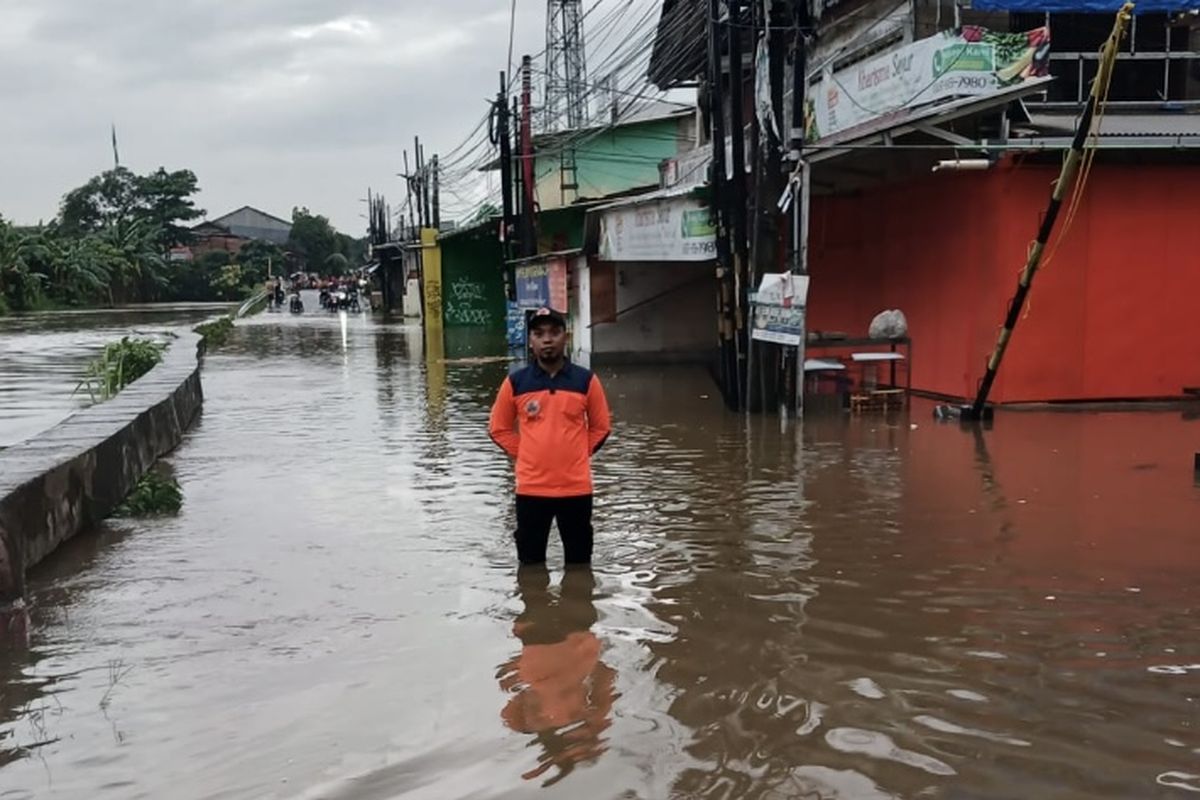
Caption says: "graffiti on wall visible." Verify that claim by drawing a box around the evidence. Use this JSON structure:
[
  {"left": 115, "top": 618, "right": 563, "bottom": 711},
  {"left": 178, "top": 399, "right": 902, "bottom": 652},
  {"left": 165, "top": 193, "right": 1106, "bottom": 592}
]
[{"left": 444, "top": 277, "right": 494, "bottom": 327}]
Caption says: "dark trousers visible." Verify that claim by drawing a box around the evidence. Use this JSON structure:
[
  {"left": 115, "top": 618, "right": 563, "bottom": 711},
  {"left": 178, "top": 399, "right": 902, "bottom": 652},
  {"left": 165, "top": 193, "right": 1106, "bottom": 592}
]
[{"left": 514, "top": 495, "right": 593, "bottom": 565}]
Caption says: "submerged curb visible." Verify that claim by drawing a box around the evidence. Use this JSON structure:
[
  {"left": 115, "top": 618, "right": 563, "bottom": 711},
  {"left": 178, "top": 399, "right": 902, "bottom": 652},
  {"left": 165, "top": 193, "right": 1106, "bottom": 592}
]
[{"left": 0, "top": 331, "right": 205, "bottom": 604}]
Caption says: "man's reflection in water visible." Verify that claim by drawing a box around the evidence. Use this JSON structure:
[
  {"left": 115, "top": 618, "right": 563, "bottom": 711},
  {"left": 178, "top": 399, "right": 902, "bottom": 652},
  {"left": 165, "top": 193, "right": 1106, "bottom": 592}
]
[{"left": 497, "top": 566, "right": 617, "bottom": 786}]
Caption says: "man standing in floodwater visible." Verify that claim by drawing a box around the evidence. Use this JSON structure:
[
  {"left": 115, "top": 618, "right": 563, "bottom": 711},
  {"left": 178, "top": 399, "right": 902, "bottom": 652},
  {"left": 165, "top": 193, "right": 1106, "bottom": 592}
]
[{"left": 489, "top": 307, "right": 612, "bottom": 565}]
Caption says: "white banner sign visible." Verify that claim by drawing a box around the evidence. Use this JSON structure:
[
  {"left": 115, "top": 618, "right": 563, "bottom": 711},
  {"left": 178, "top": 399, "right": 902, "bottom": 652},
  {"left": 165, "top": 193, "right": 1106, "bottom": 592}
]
[
  {"left": 598, "top": 196, "right": 716, "bottom": 262},
  {"left": 806, "top": 26, "right": 1050, "bottom": 143},
  {"left": 752, "top": 305, "right": 807, "bottom": 346},
  {"left": 751, "top": 273, "right": 810, "bottom": 346}
]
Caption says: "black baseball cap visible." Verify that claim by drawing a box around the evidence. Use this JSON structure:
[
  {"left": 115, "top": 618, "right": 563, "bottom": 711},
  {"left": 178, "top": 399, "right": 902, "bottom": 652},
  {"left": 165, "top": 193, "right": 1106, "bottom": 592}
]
[{"left": 528, "top": 307, "right": 566, "bottom": 329}]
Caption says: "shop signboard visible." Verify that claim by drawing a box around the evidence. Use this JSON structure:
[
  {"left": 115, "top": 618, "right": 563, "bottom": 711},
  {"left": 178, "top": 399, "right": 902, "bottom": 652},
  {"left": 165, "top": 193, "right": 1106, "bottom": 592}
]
[
  {"left": 805, "top": 26, "right": 1051, "bottom": 143},
  {"left": 751, "top": 273, "right": 810, "bottom": 347},
  {"left": 599, "top": 195, "right": 716, "bottom": 262}
]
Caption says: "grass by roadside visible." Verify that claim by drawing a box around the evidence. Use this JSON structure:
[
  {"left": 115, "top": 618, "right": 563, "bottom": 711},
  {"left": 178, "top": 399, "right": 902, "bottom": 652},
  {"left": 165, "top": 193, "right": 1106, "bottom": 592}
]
[
  {"left": 114, "top": 469, "right": 183, "bottom": 517},
  {"left": 75, "top": 337, "right": 165, "bottom": 402}
]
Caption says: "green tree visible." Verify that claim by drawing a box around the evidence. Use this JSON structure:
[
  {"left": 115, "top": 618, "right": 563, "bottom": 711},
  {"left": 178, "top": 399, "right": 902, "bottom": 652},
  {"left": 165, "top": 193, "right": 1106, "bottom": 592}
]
[
  {"left": 166, "top": 251, "right": 229, "bottom": 302},
  {"left": 0, "top": 217, "right": 47, "bottom": 311},
  {"left": 335, "top": 232, "right": 367, "bottom": 267},
  {"left": 210, "top": 262, "right": 245, "bottom": 301},
  {"left": 58, "top": 166, "right": 204, "bottom": 254},
  {"left": 237, "top": 239, "right": 285, "bottom": 285},
  {"left": 324, "top": 252, "right": 349, "bottom": 274},
  {"left": 58, "top": 167, "right": 142, "bottom": 236},
  {"left": 98, "top": 218, "right": 169, "bottom": 304},
  {"left": 48, "top": 234, "right": 116, "bottom": 307},
  {"left": 136, "top": 168, "right": 205, "bottom": 251},
  {"left": 287, "top": 207, "right": 338, "bottom": 273}
]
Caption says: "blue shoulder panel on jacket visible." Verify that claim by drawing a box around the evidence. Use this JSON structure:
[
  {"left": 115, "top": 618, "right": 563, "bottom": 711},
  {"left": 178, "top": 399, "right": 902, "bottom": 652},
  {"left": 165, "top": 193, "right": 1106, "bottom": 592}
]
[{"left": 509, "top": 362, "right": 593, "bottom": 395}]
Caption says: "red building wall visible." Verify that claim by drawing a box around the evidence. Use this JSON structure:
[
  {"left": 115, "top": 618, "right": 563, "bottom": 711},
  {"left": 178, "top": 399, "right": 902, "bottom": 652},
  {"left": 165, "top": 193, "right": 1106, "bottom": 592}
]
[{"left": 808, "top": 159, "right": 1200, "bottom": 402}]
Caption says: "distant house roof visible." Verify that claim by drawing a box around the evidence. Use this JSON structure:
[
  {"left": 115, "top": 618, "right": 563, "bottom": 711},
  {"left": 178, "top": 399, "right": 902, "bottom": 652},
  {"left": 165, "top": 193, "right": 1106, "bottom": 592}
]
[
  {"left": 197, "top": 206, "right": 292, "bottom": 246},
  {"left": 191, "top": 221, "right": 244, "bottom": 238}
]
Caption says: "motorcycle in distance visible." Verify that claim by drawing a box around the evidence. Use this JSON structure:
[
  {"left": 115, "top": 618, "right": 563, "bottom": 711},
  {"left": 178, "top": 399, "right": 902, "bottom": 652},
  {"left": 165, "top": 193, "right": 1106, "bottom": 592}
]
[
  {"left": 321, "top": 287, "right": 361, "bottom": 313},
  {"left": 289, "top": 292, "right": 304, "bottom": 314}
]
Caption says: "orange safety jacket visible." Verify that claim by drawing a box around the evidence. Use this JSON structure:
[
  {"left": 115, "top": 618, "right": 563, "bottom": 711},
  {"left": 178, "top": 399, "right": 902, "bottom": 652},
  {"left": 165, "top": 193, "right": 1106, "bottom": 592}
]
[{"left": 489, "top": 362, "right": 611, "bottom": 497}]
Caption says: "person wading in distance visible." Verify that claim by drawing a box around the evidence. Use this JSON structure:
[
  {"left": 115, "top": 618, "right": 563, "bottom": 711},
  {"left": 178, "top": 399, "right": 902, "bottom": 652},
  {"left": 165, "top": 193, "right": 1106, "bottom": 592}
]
[{"left": 488, "top": 308, "right": 612, "bottom": 566}]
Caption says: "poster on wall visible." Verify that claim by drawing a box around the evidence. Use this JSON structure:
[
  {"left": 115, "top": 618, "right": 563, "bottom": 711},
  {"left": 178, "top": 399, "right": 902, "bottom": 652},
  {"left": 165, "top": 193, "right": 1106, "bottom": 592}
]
[
  {"left": 505, "top": 301, "right": 525, "bottom": 348},
  {"left": 805, "top": 26, "right": 1051, "bottom": 144},
  {"left": 515, "top": 263, "right": 549, "bottom": 309},
  {"left": 515, "top": 258, "right": 569, "bottom": 311},
  {"left": 599, "top": 195, "right": 716, "bottom": 262},
  {"left": 751, "top": 273, "right": 811, "bottom": 347},
  {"left": 547, "top": 258, "right": 568, "bottom": 312}
]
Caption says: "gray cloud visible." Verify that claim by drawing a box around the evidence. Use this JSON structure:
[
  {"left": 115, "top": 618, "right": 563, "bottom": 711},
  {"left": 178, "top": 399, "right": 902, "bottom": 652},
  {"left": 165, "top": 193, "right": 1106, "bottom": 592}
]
[{"left": 2, "top": 0, "right": 651, "bottom": 232}]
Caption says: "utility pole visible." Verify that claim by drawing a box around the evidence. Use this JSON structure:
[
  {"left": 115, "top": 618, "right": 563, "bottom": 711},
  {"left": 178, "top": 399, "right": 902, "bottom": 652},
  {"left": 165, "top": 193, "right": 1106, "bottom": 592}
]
[
  {"left": 746, "top": 0, "right": 791, "bottom": 413},
  {"left": 789, "top": 0, "right": 810, "bottom": 277},
  {"left": 520, "top": 55, "right": 537, "bottom": 258},
  {"left": 709, "top": 0, "right": 739, "bottom": 410},
  {"left": 432, "top": 155, "right": 440, "bottom": 231},
  {"left": 496, "top": 71, "right": 516, "bottom": 258},
  {"left": 419, "top": 142, "right": 432, "bottom": 229},
  {"left": 789, "top": 0, "right": 811, "bottom": 416},
  {"left": 512, "top": 95, "right": 525, "bottom": 258},
  {"left": 729, "top": 3, "right": 748, "bottom": 266},
  {"left": 729, "top": 1, "right": 753, "bottom": 409},
  {"left": 949, "top": 2, "right": 1132, "bottom": 422},
  {"left": 410, "top": 143, "right": 425, "bottom": 229},
  {"left": 403, "top": 149, "right": 417, "bottom": 237}
]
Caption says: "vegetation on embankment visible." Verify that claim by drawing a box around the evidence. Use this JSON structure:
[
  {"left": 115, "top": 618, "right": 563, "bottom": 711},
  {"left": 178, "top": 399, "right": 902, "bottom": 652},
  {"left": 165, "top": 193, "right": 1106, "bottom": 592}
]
[
  {"left": 194, "top": 317, "right": 235, "bottom": 348},
  {"left": 194, "top": 286, "right": 271, "bottom": 349},
  {"left": 76, "top": 337, "right": 166, "bottom": 402},
  {"left": 113, "top": 470, "right": 183, "bottom": 517},
  {"left": 0, "top": 330, "right": 203, "bottom": 603}
]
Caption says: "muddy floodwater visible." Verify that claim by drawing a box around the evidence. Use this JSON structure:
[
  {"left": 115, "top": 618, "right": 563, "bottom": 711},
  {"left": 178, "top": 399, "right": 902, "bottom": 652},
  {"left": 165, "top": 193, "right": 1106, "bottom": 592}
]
[
  {"left": 0, "top": 304, "right": 229, "bottom": 449},
  {"left": 2, "top": 300, "right": 1199, "bottom": 799}
]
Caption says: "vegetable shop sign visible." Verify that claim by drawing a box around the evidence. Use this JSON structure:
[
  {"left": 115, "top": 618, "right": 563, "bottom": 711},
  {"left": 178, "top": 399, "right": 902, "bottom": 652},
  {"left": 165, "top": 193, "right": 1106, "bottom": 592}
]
[
  {"left": 805, "top": 26, "right": 1050, "bottom": 143},
  {"left": 599, "top": 196, "right": 716, "bottom": 262}
]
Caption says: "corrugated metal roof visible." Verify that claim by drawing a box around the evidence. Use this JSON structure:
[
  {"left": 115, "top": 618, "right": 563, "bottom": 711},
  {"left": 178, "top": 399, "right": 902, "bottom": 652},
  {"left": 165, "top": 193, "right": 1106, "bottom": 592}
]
[
  {"left": 588, "top": 182, "right": 707, "bottom": 212},
  {"left": 1028, "top": 112, "right": 1200, "bottom": 137}
]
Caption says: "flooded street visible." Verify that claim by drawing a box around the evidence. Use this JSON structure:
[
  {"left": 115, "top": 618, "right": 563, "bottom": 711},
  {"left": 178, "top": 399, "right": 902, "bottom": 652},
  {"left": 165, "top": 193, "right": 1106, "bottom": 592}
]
[
  {"left": 2, "top": 303, "right": 1200, "bottom": 799},
  {"left": 0, "top": 304, "right": 230, "bottom": 449}
]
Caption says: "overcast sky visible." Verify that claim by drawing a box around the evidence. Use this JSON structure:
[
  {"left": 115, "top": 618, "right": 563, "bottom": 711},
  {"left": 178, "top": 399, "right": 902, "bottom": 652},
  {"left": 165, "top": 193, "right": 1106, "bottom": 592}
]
[{"left": 1, "top": 0, "right": 664, "bottom": 234}]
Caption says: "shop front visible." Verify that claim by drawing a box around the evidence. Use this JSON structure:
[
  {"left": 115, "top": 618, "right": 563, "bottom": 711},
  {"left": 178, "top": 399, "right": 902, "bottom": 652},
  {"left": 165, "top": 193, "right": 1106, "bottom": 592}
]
[{"left": 579, "top": 187, "right": 718, "bottom": 366}]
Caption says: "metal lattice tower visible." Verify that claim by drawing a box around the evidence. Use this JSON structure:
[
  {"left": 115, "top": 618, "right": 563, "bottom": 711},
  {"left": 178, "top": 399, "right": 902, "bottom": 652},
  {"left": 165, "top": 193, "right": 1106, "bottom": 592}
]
[{"left": 543, "top": 0, "right": 588, "bottom": 133}]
